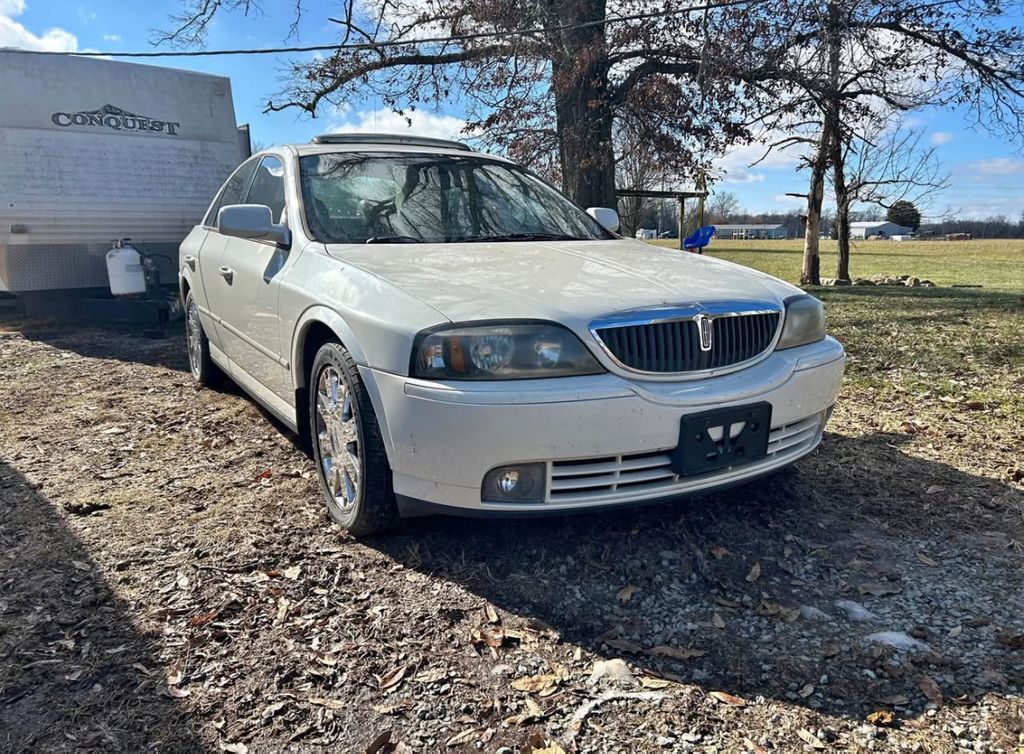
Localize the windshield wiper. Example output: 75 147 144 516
365 235 422 244
451 232 585 243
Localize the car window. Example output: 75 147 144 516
246 156 287 224
299 152 612 244
204 157 260 228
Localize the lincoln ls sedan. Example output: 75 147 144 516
179 134 845 535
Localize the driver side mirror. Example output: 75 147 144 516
586 207 620 233
219 204 291 249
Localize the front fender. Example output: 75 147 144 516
290 305 368 389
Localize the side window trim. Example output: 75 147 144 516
204 156 262 231
244 155 288 226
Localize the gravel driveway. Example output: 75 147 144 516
1 293 1022 752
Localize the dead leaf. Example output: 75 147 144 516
476 625 505 648
858 581 902 597
746 562 761 583
919 674 944 707
916 551 939 567
511 674 559 693
875 694 909 706
378 664 409 692
616 585 640 604
261 701 287 719
712 612 726 629
867 710 895 727
414 667 448 684
282 565 302 580
925 484 945 495
219 743 248 754
799 683 815 698
167 660 185 686
445 728 479 747
640 676 673 689
166 686 191 698
798 729 825 749
712 595 740 608
189 610 218 627
484 604 499 624
364 730 392 754
948 625 963 638
649 645 706 660
710 545 730 559
709 690 746 706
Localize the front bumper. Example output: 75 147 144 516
361 336 845 514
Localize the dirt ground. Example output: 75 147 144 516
1 286 1022 753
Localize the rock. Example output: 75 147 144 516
589 658 635 687
920 279 935 287
905 277 921 287
864 631 933 653
852 278 875 286
834 278 852 285
800 605 831 621
835 600 880 622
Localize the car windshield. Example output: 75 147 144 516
299 152 612 244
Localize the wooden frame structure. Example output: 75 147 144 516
616 188 708 250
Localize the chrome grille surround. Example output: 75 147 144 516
590 301 783 377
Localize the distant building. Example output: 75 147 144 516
714 224 789 240
849 221 913 239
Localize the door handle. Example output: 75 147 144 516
218 266 234 283
183 255 197 270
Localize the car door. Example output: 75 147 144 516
200 156 260 352
214 155 294 400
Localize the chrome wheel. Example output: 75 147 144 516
186 297 203 378
315 366 361 511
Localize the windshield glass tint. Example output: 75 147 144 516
299 152 610 244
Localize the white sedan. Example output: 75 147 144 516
179 134 845 535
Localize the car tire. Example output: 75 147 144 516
184 290 223 387
309 341 398 536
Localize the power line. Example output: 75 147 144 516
2 0 770 58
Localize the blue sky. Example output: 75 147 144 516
4 0 1022 219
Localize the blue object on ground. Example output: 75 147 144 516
684 225 716 251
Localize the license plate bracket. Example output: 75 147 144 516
671 402 772 476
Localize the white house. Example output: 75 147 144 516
849 221 913 240
714 224 789 240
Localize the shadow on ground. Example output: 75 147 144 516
0 461 202 752
367 431 1024 727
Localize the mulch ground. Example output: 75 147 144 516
1 285 1022 752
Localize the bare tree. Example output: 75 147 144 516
752 0 1024 283
157 0 809 208
706 190 740 222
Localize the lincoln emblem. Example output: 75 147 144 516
697 314 714 352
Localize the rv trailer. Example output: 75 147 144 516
0 51 249 297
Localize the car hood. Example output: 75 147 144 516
325 238 802 327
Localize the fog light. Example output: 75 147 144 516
482 463 546 503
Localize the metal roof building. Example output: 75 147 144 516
714 224 789 240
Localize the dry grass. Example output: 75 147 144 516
648 238 1024 290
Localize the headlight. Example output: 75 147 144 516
412 322 604 380
776 295 827 350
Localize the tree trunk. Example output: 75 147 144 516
553 70 616 208
829 114 851 281
801 127 830 286
550 0 616 208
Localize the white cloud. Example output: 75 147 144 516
969 157 1024 176
722 169 766 184
0 0 77 51
327 108 469 142
930 131 955 146
102 33 120 42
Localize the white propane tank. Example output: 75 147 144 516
106 239 147 296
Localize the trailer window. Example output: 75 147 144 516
246 156 286 224
205 157 259 228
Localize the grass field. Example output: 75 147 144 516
649 238 1024 290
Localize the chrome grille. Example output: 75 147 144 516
594 310 780 373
